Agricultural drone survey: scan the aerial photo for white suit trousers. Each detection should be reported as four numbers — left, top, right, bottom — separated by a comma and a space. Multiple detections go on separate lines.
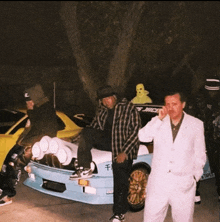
143, 173, 196, 222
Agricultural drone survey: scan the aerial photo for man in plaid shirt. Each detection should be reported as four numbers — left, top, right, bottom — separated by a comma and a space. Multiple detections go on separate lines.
70, 85, 141, 222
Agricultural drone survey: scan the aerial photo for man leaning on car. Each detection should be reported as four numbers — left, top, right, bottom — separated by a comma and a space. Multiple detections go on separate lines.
0, 84, 58, 206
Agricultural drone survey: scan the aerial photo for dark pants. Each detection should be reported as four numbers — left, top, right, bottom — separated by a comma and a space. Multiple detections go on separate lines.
196, 180, 200, 196
206, 140, 220, 196
0, 165, 19, 199
0, 144, 27, 199
77, 127, 133, 214
112, 159, 133, 215
77, 127, 112, 168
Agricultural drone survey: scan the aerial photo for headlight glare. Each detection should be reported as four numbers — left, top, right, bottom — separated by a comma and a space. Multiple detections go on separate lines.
56, 149, 67, 164
40, 136, 52, 152
32, 142, 44, 160
55, 145, 72, 165
49, 139, 59, 154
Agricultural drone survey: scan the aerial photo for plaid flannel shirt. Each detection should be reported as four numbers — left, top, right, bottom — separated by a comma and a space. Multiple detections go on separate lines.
89, 98, 141, 160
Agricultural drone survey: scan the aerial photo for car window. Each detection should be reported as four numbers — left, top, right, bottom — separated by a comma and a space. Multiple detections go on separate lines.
0, 109, 26, 134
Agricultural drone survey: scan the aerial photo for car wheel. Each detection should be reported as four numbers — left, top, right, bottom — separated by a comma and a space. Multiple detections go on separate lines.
128, 166, 150, 212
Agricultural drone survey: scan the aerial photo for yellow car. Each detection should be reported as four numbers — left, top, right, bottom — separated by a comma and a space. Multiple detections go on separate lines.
0, 109, 85, 170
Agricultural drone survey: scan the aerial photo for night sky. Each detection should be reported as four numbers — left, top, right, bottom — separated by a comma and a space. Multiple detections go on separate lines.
0, 1, 74, 67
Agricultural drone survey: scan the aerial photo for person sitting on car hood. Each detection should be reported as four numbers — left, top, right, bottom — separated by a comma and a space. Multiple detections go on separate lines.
70, 85, 141, 222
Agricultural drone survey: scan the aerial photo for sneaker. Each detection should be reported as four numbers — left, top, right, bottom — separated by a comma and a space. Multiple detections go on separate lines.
69, 168, 93, 180
195, 195, 201, 204
109, 214, 125, 222
0, 196, 12, 207
0, 193, 6, 201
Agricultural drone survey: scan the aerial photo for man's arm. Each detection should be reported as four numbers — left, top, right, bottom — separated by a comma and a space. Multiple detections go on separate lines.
16, 119, 31, 145
138, 106, 167, 143
119, 105, 141, 161
89, 105, 107, 130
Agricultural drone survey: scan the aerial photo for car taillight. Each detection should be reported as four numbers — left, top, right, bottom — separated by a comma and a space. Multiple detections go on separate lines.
24, 165, 32, 174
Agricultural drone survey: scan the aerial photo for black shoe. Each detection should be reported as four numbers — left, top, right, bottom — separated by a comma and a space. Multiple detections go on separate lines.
0, 192, 7, 202
109, 213, 125, 222
195, 195, 201, 204
0, 196, 12, 206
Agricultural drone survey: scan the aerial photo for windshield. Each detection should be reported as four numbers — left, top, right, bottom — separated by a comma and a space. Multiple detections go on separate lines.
0, 109, 25, 134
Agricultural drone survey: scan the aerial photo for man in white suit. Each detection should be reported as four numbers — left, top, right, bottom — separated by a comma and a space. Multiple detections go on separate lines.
139, 91, 206, 222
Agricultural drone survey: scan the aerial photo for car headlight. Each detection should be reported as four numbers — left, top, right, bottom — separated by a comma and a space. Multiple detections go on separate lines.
49, 138, 60, 154
56, 145, 72, 165
24, 165, 32, 174
56, 149, 67, 164
32, 142, 44, 160
40, 136, 52, 152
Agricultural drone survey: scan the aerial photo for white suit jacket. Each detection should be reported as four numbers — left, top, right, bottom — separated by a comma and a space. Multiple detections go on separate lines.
139, 112, 206, 182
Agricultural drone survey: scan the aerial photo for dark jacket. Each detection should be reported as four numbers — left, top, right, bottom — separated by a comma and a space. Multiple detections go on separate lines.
187, 89, 220, 173
18, 84, 58, 146
90, 98, 141, 160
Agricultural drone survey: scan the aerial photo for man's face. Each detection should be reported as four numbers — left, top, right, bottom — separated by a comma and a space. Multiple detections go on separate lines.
26, 100, 34, 110
165, 93, 185, 121
102, 96, 117, 109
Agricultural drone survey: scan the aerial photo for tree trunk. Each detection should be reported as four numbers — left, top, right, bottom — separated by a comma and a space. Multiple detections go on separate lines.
107, 1, 145, 96
60, 1, 145, 104
60, 1, 99, 105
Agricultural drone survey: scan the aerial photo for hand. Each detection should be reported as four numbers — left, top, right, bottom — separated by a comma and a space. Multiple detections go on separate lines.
158, 106, 168, 120
116, 152, 127, 163
25, 119, 31, 128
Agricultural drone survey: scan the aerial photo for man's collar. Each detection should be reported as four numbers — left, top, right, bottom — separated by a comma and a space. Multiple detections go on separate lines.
170, 112, 184, 126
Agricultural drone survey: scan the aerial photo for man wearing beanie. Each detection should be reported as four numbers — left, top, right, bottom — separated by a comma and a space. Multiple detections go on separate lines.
191, 76, 220, 203
70, 85, 141, 222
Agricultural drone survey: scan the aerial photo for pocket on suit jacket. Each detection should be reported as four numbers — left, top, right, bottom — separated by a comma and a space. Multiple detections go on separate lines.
176, 175, 195, 193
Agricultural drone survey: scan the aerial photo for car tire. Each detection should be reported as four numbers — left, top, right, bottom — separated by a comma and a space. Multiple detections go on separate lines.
128, 166, 150, 212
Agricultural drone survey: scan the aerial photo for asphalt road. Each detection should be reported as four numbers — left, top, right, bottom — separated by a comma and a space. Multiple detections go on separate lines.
0, 172, 219, 222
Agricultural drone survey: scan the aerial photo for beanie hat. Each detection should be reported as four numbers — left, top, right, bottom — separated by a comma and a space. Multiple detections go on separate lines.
205, 77, 220, 91
25, 84, 49, 107
97, 85, 116, 100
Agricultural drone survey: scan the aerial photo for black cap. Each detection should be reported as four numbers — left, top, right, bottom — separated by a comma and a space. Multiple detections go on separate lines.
97, 85, 116, 100
24, 92, 32, 101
